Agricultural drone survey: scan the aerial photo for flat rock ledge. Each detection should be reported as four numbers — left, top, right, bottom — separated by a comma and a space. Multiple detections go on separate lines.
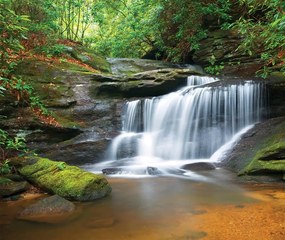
11, 156, 111, 201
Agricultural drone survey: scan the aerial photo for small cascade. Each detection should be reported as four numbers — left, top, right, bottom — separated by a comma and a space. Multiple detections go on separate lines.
108, 76, 265, 164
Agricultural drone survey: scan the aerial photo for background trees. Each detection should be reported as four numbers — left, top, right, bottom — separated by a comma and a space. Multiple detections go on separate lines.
0, 0, 284, 73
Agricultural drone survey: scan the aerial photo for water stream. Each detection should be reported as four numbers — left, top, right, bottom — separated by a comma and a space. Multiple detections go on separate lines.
86, 75, 266, 177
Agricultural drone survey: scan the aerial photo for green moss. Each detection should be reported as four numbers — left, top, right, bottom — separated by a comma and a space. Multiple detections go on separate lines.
0, 177, 12, 185
68, 45, 111, 73
17, 157, 111, 201
53, 113, 85, 128
239, 140, 285, 175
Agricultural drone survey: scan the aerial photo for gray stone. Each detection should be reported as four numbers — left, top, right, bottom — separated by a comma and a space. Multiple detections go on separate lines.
17, 195, 76, 223
146, 167, 162, 175
181, 162, 216, 171
0, 180, 29, 197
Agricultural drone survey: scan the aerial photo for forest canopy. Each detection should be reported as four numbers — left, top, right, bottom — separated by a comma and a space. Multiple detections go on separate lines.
0, 0, 285, 73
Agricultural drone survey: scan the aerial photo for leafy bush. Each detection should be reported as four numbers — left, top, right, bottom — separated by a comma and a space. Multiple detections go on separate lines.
0, 160, 12, 175
35, 44, 66, 57
0, 129, 27, 162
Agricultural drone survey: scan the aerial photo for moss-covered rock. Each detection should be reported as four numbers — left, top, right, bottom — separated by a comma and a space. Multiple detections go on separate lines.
224, 117, 285, 178
66, 45, 111, 73
239, 141, 285, 175
13, 156, 111, 201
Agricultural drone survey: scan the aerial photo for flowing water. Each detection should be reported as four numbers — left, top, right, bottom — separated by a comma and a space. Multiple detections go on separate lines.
86, 75, 266, 177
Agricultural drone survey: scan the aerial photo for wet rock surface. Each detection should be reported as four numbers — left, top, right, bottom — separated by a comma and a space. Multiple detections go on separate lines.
181, 162, 216, 171
93, 68, 204, 98
0, 179, 30, 197
222, 117, 285, 179
17, 195, 76, 223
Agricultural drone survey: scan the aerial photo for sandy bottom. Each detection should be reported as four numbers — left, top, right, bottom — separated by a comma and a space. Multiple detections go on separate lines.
187, 185, 285, 240
1, 173, 285, 240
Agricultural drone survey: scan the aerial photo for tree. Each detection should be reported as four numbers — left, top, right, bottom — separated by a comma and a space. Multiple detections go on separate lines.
230, 0, 285, 77
0, 0, 30, 76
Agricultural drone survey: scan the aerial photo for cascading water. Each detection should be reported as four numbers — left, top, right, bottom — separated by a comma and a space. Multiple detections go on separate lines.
89, 75, 266, 177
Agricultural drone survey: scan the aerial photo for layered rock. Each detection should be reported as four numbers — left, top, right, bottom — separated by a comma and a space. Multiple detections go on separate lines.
93, 68, 204, 98
193, 29, 265, 77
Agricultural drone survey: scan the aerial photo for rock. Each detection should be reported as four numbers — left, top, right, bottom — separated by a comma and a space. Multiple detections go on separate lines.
93, 68, 203, 98
4, 174, 25, 182
107, 58, 180, 76
102, 166, 161, 175
13, 156, 111, 201
67, 45, 111, 73
223, 117, 285, 177
146, 167, 162, 175
102, 168, 123, 175
181, 162, 216, 171
41, 138, 111, 165
266, 73, 285, 118
17, 195, 76, 223
0, 178, 30, 197
193, 29, 264, 77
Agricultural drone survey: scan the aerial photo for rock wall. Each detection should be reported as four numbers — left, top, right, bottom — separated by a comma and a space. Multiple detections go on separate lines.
193, 29, 265, 77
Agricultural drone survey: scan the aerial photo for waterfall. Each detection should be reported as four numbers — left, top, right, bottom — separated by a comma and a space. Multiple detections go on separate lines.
108, 76, 265, 162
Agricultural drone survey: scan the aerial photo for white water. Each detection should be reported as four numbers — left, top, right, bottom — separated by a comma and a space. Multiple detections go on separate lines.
87, 75, 266, 177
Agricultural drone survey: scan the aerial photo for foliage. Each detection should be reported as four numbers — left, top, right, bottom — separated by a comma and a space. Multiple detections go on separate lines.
0, 1, 59, 164
0, 160, 12, 175
0, 129, 27, 162
57, 162, 66, 171
230, 0, 285, 77
0, 0, 30, 76
56, 0, 94, 41
90, 0, 232, 62
205, 64, 225, 76
34, 44, 66, 57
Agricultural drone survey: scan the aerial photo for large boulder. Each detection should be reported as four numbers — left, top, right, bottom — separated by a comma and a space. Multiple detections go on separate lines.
223, 117, 285, 178
41, 137, 111, 165
11, 156, 111, 201
64, 44, 111, 73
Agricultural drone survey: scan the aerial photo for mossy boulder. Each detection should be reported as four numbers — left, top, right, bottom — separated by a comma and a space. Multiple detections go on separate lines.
12, 157, 111, 201
239, 141, 285, 175
65, 45, 111, 73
